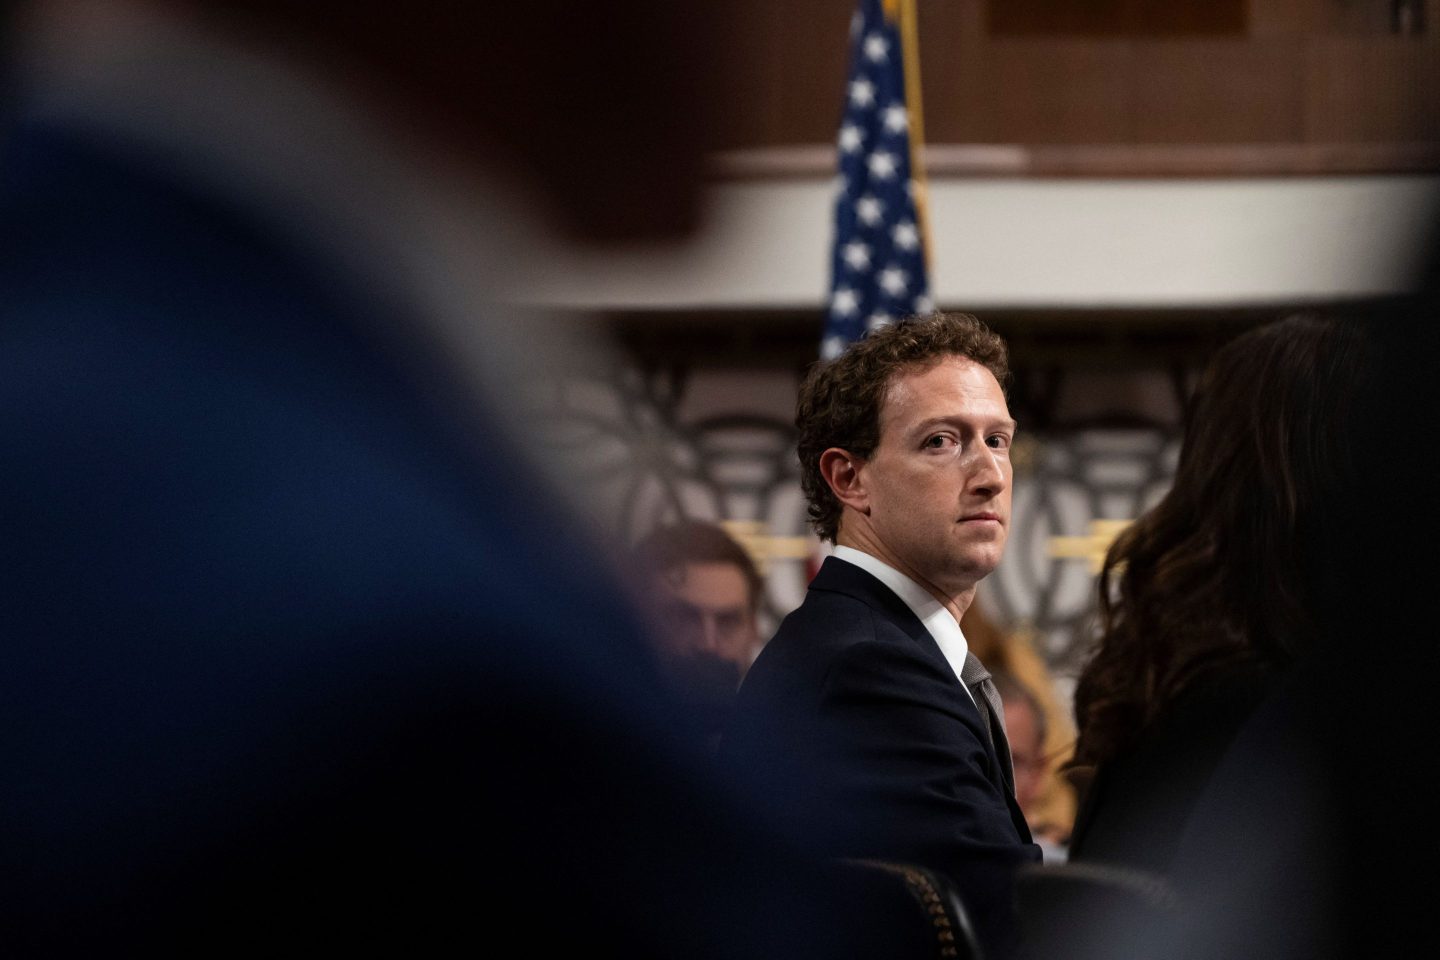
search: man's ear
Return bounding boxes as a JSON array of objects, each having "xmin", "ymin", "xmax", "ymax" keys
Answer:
[{"xmin": 819, "ymin": 448, "xmax": 869, "ymax": 515}]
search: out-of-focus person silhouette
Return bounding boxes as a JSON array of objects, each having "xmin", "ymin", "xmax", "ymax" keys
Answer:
[
  {"xmin": 1332, "ymin": 233, "xmax": 1440, "ymax": 960},
  {"xmin": 722, "ymin": 314, "xmax": 1041, "ymax": 959},
  {"xmin": 0, "ymin": 2, "xmax": 979, "ymax": 956},
  {"xmin": 633, "ymin": 521, "xmax": 763, "ymax": 744},
  {"xmin": 991, "ymin": 673, "xmax": 1067, "ymax": 863},
  {"xmin": 963, "ymin": 603, "xmax": 1077, "ymax": 849},
  {"xmin": 635, "ymin": 520, "xmax": 764, "ymax": 680},
  {"xmin": 1019, "ymin": 314, "xmax": 1424, "ymax": 960},
  {"xmin": 1067, "ymin": 317, "xmax": 1369, "ymax": 878}
]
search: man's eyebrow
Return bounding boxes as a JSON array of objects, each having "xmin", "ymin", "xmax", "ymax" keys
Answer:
[{"xmin": 911, "ymin": 416, "xmax": 1018, "ymax": 434}]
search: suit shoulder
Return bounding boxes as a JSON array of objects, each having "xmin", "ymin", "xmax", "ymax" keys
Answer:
[
  {"xmin": 773, "ymin": 584, "xmax": 925, "ymax": 649},
  {"xmin": 757, "ymin": 590, "xmax": 913, "ymax": 676}
]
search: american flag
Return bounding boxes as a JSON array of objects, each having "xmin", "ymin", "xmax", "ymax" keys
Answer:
[{"xmin": 822, "ymin": 0, "xmax": 933, "ymax": 360}]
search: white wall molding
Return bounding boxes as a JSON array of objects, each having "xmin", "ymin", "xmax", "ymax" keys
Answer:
[{"xmin": 511, "ymin": 175, "xmax": 1440, "ymax": 311}]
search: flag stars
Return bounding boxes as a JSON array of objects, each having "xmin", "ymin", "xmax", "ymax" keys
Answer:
[
  {"xmin": 892, "ymin": 221, "xmax": 920, "ymax": 251},
  {"xmin": 842, "ymin": 241, "xmax": 872, "ymax": 272},
  {"xmin": 867, "ymin": 151, "xmax": 898, "ymax": 180},
  {"xmin": 849, "ymin": 78, "xmax": 876, "ymax": 108},
  {"xmin": 855, "ymin": 195, "xmax": 884, "ymax": 226},
  {"xmin": 878, "ymin": 266, "xmax": 909, "ymax": 297},
  {"xmin": 827, "ymin": 19, "xmax": 932, "ymax": 357},
  {"xmin": 883, "ymin": 104, "xmax": 908, "ymax": 133}
]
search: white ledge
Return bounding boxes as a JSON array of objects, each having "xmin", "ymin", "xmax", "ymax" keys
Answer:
[{"xmin": 510, "ymin": 174, "xmax": 1440, "ymax": 310}]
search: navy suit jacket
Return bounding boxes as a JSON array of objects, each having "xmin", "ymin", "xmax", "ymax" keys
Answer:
[{"xmin": 722, "ymin": 558, "xmax": 1041, "ymax": 955}]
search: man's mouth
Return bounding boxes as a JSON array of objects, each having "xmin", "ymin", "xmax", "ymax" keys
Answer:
[{"xmin": 959, "ymin": 512, "xmax": 1001, "ymax": 523}]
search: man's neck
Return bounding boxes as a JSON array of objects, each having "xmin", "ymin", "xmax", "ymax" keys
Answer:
[{"xmin": 834, "ymin": 533, "xmax": 976, "ymax": 625}]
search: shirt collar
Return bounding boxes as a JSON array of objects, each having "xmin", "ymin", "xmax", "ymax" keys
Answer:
[{"xmin": 830, "ymin": 546, "xmax": 975, "ymax": 700}]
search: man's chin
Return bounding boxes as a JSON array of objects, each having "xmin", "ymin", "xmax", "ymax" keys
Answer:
[
  {"xmin": 945, "ymin": 548, "xmax": 1004, "ymax": 585},
  {"xmin": 951, "ymin": 529, "xmax": 1006, "ymax": 560}
]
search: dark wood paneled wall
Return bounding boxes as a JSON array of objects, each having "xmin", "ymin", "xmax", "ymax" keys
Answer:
[
  {"xmin": 720, "ymin": 0, "xmax": 1440, "ymax": 162},
  {"xmin": 989, "ymin": 0, "xmax": 1247, "ymax": 37}
]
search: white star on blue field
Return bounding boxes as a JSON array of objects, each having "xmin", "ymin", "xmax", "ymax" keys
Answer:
[{"xmin": 824, "ymin": 0, "xmax": 933, "ymax": 359}]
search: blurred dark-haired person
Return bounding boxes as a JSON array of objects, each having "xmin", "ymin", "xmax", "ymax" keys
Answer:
[
  {"xmin": 635, "ymin": 520, "xmax": 764, "ymax": 682},
  {"xmin": 634, "ymin": 521, "xmax": 763, "ymax": 742},
  {"xmin": 0, "ymin": 2, "xmax": 962, "ymax": 957},
  {"xmin": 1061, "ymin": 316, "xmax": 1375, "ymax": 959},
  {"xmin": 722, "ymin": 313, "xmax": 1041, "ymax": 957}
]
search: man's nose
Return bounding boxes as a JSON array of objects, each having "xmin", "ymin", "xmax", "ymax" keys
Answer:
[
  {"xmin": 965, "ymin": 444, "xmax": 1007, "ymax": 497},
  {"xmin": 697, "ymin": 616, "xmax": 722, "ymax": 653}
]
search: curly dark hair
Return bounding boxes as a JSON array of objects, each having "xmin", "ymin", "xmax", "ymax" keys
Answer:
[
  {"xmin": 796, "ymin": 314, "xmax": 1009, "ymax": 542},
  {"xmin": 1071, "ymin": 316, "xmax": 1371, "ymax": 770}
]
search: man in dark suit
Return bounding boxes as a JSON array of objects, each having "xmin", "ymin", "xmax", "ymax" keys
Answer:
[{"xmin": 722, "ymin": 314, "xmax": 1041, "ymax": 957}]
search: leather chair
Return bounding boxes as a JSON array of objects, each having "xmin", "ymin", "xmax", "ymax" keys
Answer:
[
  {"xmin": 1015, "ymin": 861, "xmax": 1176, "ymax": 960},
  {"xmin": 841, "ymin": 859, "xmax": 986, "ymax": 960}
]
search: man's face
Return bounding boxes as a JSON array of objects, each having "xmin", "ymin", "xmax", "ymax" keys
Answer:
[
  {"xmin": 854, "ymin": 356, "xmax": 1014, "ymax": 595},
  {"xmin": 653, "ymin": 562, "xmax": 759, "ymax": 677}
]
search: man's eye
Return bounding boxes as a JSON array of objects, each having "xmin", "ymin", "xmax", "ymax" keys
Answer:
[
  {"xmin": 986, "ymin": 434, "xmax": 1011, "ymax": 450},
  {"xmin": 716, "ymin": 612, "xmax": 744, "ymax": 634},
  {"xmin": 923, "ymin": 435, "xmax": 953, "ymax": 449},
  {"xmin": 661, "ymin": 602, "xmax": 702, "ymax": 628}
]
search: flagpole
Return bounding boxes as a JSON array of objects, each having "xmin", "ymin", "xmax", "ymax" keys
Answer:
[{"xmin": 892, "ymin": 0, "xmax": 933, "ymax": 277}]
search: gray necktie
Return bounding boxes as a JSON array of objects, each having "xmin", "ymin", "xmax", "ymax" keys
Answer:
[{"xmin": 960, "ymin": 652, "xmax": 1014, "ymax": 794}]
